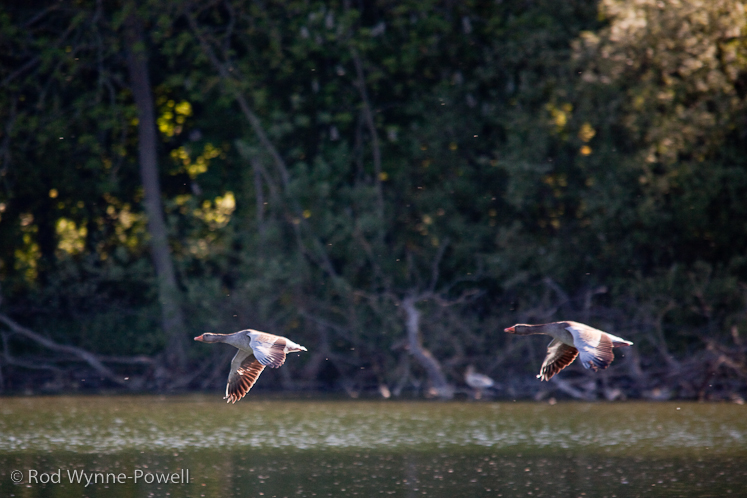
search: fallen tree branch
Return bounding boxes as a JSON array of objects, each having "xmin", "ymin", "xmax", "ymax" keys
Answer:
[
  {"xmin": 550, "ymin": 376, "xmax": 594, "ymax": 400},
  {"xmin": 2, "ymin": 333, "xmax": 64, "ymax": 373},
  {"xmin": 0, "ymin": 313, "xmax": 126, "ymax": 386},
  {"xmin": 97, "ymin": 354, "xmax": 154, "ymax": 365}
]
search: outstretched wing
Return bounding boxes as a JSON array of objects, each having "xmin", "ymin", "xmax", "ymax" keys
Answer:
[
  {"xmin": 566, "ymin": 324, "xmax": 614, "ymax": 371},
  {"xmin": 537, "ymin": 339, "xmax": 579, "ymax": 381},
  {"xmin": 249, "ymin": 332, "xmax": 290, "ymax": 368},
  {"xmin": 225, "ymin": 351, "xmax": 265, "ymax": 403}
]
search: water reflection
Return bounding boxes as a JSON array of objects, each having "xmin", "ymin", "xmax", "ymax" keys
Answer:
[{"xmin": 1, "ymin": 396, "xmax": 745, "ymax": 497}]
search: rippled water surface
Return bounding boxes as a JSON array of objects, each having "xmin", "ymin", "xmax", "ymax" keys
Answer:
[{"xmin": 1, "ymin": 396, "xmax": 746, "ymax": 497}]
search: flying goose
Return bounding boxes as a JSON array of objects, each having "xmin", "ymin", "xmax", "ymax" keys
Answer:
[
  {"xmin": 194, "ymin": 329, "xmax": 307, "ymax": 403},
  {"xmin": 504, "ymin": 321, "xmax": 633, "ymax": 381}
]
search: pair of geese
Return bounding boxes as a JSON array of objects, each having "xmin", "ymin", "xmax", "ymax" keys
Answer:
[{"xmin": 195, "ymin": 321, "xmax": 633, "ymax": 403}]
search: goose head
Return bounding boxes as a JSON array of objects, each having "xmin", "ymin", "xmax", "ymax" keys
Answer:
[
  {"xmin": 504, "ymin": 325, "xmax": 534, "ymax": 335},
  {"xmin": 194, "ymin": 333, "xmax": 224, "ymax": 343},
  {"xmin": 504, "ymin": 323, "xmax": 567, "ymax": 336}
]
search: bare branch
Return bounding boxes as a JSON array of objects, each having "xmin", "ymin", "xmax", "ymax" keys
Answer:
[
  {"xmin": 352, "ymin": 222, "xmax": 385, "ymax": 284},
  {"xmin": 252, "ymin": 158, "xmax": 266, "ymax": 238},
  {"xmin": 402, "ymin": 295, "xmax": 453, "ymax": 398},
  {"xmin": 428, "ymin": 238, "xmax": 450, "ymax": 293},
  {"xmin": 188, "ymin": 8, "xmax": 343, "ymax": 281},
  {"xmin": 550, "ymin": 377, "xmax": 595, "ymax": 400},
  {"xmin": 543, "ymin": 277, "xmax": 571, "ymax": 307},
  {"xmin": 2, "ymin": 333, "xmax": 64, "ymax": 373},
  {"xmin": 2, "ymin": 14, "xmax": 78, "ymax": 88},
  {"xmin": 298, "ymin": 309, "xmax": 367, "ymax": 348},
  {"xmin": 96, "ymin": 355, "xmax": 154, "ymax": 365},
  {"xmin": 22, "ymin": 3, "xmax": 61, "ymax": 28},
  {"xmin": 432, "ymin": 288, "xmax": 483, "ymax": 307},
  {"xmin": 350, "ymin": 48, "xmax": 385, "ymax": 219},
  {"xmin": 221, "ymin": 0, "xmax": 237, "ymax": 56},
  {"xmin": 0, "ymin": 313, "xmax": 125, "ymax": 385},
  {"xmin": 0, "ymin": 96, "xmax": 17, "ymax": 180},
  {"xmin": 186, "ymin": 11, "xmax": 291, "ymax": 189}
]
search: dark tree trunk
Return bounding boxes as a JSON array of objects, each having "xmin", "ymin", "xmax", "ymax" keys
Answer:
[{"xmin": 124, "ymin": 11, "xmax": 187, "ymax": 373}]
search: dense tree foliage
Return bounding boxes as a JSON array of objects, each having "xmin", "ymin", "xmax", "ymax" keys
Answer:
[{"xmin": 0, "ymin": 0, "xmax": 746, "ymax": 400}]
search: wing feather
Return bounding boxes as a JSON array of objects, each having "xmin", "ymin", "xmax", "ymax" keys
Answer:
[
  {"xmin": 250, "ymin": 333, "xmax": 289, "ymax": 368},
  {"xmin": 537, "ymin": 339, "xmax": 579, "ymax": 381},
  {"xmin": 225, "ymin": 351, "xmax": 265, "ymax": 403},
  {"xmin": 566, "ymin": 325, "xmax": 615, "ymax": 371}
]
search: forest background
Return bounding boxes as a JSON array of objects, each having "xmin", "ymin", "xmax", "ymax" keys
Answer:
[{"xmin": 1, "ymin": 0, "xmax": 746, "ymax": 401}]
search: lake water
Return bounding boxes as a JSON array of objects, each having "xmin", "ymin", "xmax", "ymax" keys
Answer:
[{"xmin": 1, "ymin": 395, "xmax": 745, "ymax": 497}]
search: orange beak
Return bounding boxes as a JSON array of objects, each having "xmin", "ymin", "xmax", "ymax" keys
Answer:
[
  {"xmin": 194, "ymin": 335, "xmax": 204, "ymax": 341},
  {"xmin": 503, "ymin": 326, "xmax": 516, "ymax": 333}
]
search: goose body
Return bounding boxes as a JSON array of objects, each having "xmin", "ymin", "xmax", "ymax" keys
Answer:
[
  {"xmin": 465, "ymin": 365, "xmax": 495, "ymax": 390},
  {"xmin": 194, "ymin": 329, "xmax": 307, "ymax": 403},
  {"xmin": 465, "ymin": 365, "xmax": 495, "ymax": 399},
  {"xmin": 504, "ymin": 321, "xmax": 632, "ymax": 381}
]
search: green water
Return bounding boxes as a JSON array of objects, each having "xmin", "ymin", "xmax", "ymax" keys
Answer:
[{"xmin": 1, "ymin": 396, "xmax": 745, "ymax": 497}]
